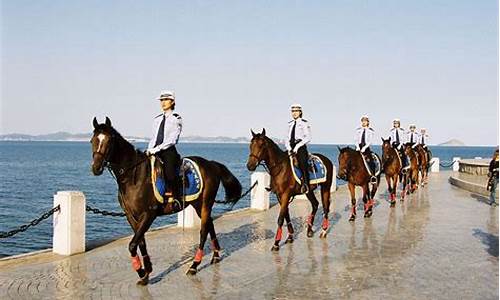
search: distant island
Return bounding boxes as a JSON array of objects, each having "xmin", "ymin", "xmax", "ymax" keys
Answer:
[
  {"xmin": 438, "ymin": 139, "xmax": 465, "ymax": 146},
  {"xmin": 0, "ymin": 132, "xmax": 251, "ymax": 144}
]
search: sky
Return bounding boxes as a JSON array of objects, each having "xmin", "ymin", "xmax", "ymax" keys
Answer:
[{"xmin": 1, "ymin": 0, "xmax": 498, "ymax": 145}]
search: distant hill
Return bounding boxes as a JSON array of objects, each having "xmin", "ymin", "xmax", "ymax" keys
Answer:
[
  {"xmin": 0, "ymin": 132, "xmax": 250, "ymax": 143},
  {"xmin": 438, "ymin": 139, "xmax": 465, "ymax": 146}
]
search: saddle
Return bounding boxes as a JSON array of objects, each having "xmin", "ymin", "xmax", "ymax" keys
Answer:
[
  {"xmin": 290, "ymin": 154, "xmax": 327, "ymax": 185},
  {"xmin": 150, "ymin": 156, "xmax": 203, "ymax": 203}
]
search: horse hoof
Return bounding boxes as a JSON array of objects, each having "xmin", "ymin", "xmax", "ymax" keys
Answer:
[
  {"xmin": 136, "ymin": 273, "xmax": 150, "ymax": 285},
  {"xmin": 307, "ymin": 229, "xmax": 314, "ymax": 238},
  {"xmin": 285, "ymin": 236, "xmax": 294, "ymax": 244},
  {"xmin": 210, "ymin": 256, "xmax": 222, "ymax": 264},
  {"xmin": 271, "ymin": 245, "xmax": 280, "ymax": 251},
  {"xmin": 186, "ymin": 268, "xmax": 198, "ymax": 275},
  {"xmin": 390, "ymin": 202, "xmax": 396, "ymax": 207},
  {"xmin": 319, "ymin": 230, "xmax": 328, "ymax": 238},
  {"xmin": 349, "ymin": 215, "xmax": 356, "ymax": 222}
]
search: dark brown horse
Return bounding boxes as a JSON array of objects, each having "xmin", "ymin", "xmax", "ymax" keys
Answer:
[
  {"xmin": 402, "ymin": 143, "xmax": 419, "ymax": 197},
  {"xmin": 246, "ymin": 129, "xmax": 334, "ymax": 251},
  {"xmin": 337, "ymin": 147, "xmax": 381, "ymax": 221},
  {"xmin": 381, "ymin": 138, "xmax": 402, "ymax": 206},
  {"xmin": 90, "ymin": 117, "xmax": 242, "ymax": 284},
  {"xmin": 415, "ymin": 144, "xmax": 430, "ymax": 186}
]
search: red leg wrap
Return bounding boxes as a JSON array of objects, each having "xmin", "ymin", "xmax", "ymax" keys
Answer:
[
  {"xmin": 321, "ymin": 218, "xmax": 329, "ymax": 230},
  {"xmin": 275, "ymin": 227, "xmax": 283, "ymax": 241},
  {"xmin": 131, "ymin": 255, "xmax": 142, "ymax": 271},
  {"xmin": 194, "ymin": 249, "xmax": 204, "ymax": 263},
  {"xmin": 307, "ymin": 214, "xmax": 314, "ymax": 227}
]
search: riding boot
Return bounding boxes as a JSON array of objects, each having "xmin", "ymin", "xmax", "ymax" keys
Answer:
[{"xmin": 300, "ymin": 176, "xmax": 309, "ymax": 194}]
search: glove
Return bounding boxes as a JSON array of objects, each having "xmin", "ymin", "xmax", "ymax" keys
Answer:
[
  {"xmin": 361, "ymin": 146, "xmax": 367, "ymax": 153},
  {"xmin": 293, "ymin": 146, "xmax": 300, "ymax": 154},
  {"xmin": 288, "ymin": 150, "xmax": 295, "ymax": 156},
  {"xmin": 356, "ymin": 146, "xmax": 360, "ymax": 151},
  {"xmin": 146, "ymin": 149, "xmax": 155, "ymax": 156}
]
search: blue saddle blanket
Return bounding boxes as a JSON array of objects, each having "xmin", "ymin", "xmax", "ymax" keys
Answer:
[
  {"xmin": 151, "ymin": 157, "xmax": 203, "ymax": 203},
  {"xmin": 291, "ymin": 154, "xmax": 327, "ymax": 184}
]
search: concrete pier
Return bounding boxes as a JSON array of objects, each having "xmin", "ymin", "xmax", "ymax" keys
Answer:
[{"xmin": 0, "ymin": 172, "xmax": 497, "ymax": 299}]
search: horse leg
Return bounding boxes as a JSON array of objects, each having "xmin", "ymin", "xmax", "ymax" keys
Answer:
[
  {"xmin": 272, "ymin": 195, "xmax": 290, "ymax": 251},
  {"xmin": 187, "ymin": 202, "xmax": 212, "ymax": 275},
  {"xmin": 305, "ymin": 190, "xmax": 319, "ymax": 238},
  {"xmin": 363, "ymin": 183, "xmax": 373, "ymax": 218},
  {"xmin": 137, "ymin": 237, "xmax": 152, "ymax": 285},
  {"xmin": 128, "ymin": 213, "xmax": 155, "ymax": 285},
  {"xmin": 207, "ymin": 217, "xmax": 222, "ymax": 264},
  {"xmin": 392, "ymin": 174, "xmax": 398, "ymax": 205},
  {"xmin": 318, "ymin": 183, "xmax": 331, "ymax": 238},
  {"xmin": 385, "ymin": 175, "xmax": 394, "ymax": 207},
  {"xmin": 284, "ymin": 211, "xmax": 294, "ymax": 244},
  {"xmin": 348, "ymin": 182, "xmax": 357, "ymax": 222}
]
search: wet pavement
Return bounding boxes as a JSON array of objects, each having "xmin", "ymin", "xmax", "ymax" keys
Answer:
[{"xmin": 0, "ymin": 171, "xmax": 498, "ymax": 299}]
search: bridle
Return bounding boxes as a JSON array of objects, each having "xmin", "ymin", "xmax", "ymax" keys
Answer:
[
  {"xmin": 248, "ymin": 138, "xmax": 288, "ymax": 177},
  {"xmin": 92, "ymin": 132, "xmax": 148, "ymax": 177}
]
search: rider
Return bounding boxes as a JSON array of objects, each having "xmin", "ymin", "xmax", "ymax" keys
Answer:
[
  {"xmin": 146, "ymin": 90, "xmax": 183, "ymax": 204},
  {"xmin": 355, "ymin": 115, "xmax": 376, "ymax": 180},
  {"xmin": 407, "ymin": 124, "xmax": 418, "ymax": 148},
  {"xmin": 389, "ymin": 118, "xmax": 407, "ymax": 167},
  {"xmin": 417, "ymin": 127, "xmax": 431, "ymax": 163},
  {"xmin": 286, "ymin": 103, "xmax": 311, "ymax": 194}
]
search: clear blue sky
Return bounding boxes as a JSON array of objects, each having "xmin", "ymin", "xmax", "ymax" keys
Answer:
[{"xmin": 1, "ymin": 0, "xmax": 498, "ymax": 145}]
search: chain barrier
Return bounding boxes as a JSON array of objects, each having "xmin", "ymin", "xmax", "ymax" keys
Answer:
[{"xmin": 0, "ymin": 205, "xmax": 60, "ymax": 238}]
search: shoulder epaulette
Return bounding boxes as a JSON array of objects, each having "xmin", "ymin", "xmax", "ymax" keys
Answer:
[
  {"xmin": 173, "ymin": 113, "xmax": 182, "ymax": 119},
  {"xmin": 369, "ymin": 128, "xmax": 375, "ymax": 131},
  {"xmin": 288, "ymin": 120, "xmax": 294, "ymax": 123},
  {"xmin": 356, "ymin": 127, "xmax": 362, "ymax": 130},
  {"xmin": 302, "ymin": 119, "xmax": 308, "ymax": 122},
  {"xmin": 155, "ymin": 113, "xmax": 163, "ymax": 118}
]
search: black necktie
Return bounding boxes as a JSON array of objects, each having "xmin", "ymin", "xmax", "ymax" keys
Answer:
[
  {"xmin": 361, "ymin": 129, "xmax": 366, "ymax": 145},
  {"xmin": 410, "ymin": 133, "xmax": 414, "ymax": 143},
  {"xmin": 422, "ymin": 136, "xmax": 425, "ymax": 144},
  {"xmin": 154, "ymin": 115, "xmax": 165, "ymax": 147},
  {"xmin": 395, "ymin": 129, "xmax": 400, "ymax": 144},
  {"xmin": 290, "ymin": 121, "xmax": 296, "ymax": 146}
]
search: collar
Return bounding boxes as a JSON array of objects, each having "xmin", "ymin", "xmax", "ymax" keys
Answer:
[{"xmin": 162, "ymin": 110, "xmax": 173, "ymax": 118}]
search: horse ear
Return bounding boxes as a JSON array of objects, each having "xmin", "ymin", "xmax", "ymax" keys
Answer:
[
  {"xmin": 93, "ymin": 117, "xmax": 98, "ymax": 129},
  {"xmin": 388, "ymin": 137, "xmax": 391, "ymax": 142},
  {"xmin": 337, "ymin": 146, "xmax": 342, "ymax": 152},
  {"xmin": 251, "ymin": 129, "xmax": 256, "ymax": 137},
  {"xmin": 105, "ymin": 117, "xmax": 112, "ymax": 127},
  {"xmin": 262, "ymin": 128, "xmax": 266, "ymax": 136}
]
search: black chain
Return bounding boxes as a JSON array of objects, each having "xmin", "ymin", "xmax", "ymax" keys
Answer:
[
  {"xmin": 86, "ymin": 205, "xmax": 126, "ymax": 217},
  {"xmin": 0, "ymin": 205, "xmax": 60, "ymax": 239},
  {"xmin": 440, "ymin": 159, "xmax": 459, "ymax": 168}
]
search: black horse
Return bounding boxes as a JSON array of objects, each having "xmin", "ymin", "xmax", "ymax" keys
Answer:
[{"xmin": 90, "ymin": 117, "xmax": 242, "ymax": 284}]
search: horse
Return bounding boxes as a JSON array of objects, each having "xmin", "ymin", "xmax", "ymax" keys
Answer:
[
  {"xmin": 402, "ymin": 143, "xmax": 419, "ymax": 197},
  {"xmin": 90, "ymin": 117, "xmax": 243, "ymax": 284},
  {"xmin": 415, "ymin": 144, "xmax": 430, "ymax": 186},
  {"xmin": 337, "ymin": 146, "xmax": 381, "ymax": 221},
  {"xmin": 246, "ymin": 129, "xmax": 334, "ymax": 251},
  {"xmin": 381, "ymin": 138, "xmax": 402, "ymax": 206}
]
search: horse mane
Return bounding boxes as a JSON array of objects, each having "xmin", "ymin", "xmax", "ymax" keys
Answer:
[{"xmin": 262, "ymin": 135, "xmax": 286, "ymax": 155}]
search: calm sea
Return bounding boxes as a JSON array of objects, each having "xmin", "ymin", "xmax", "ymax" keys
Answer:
[{"xmin": 0, "ymin": 141, "xmax": 495, "ymax": 257}]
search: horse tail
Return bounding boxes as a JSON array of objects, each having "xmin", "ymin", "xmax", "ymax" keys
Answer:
[{"xmin": 211, "ymin": 161, "xmax": 243, "ymax": 205}]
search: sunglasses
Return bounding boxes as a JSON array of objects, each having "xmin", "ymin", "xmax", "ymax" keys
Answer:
[{"xmin": 291, "ymin": 110, "xmax": 301, "ymax": 112}]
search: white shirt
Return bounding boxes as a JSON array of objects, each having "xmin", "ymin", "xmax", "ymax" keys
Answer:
[
  {"xmin": 389, "ymin": 127, "xmax": 405, "ymax": 145},
  {"xmin": 407, "ymin": 130, "xmax": 418, "ymax": 145},
  {"xmin": 147, "ymin": 110, "xmax": 182, "ymax": 154},
  {"xmin": 417, "ymin": 133, "xmax": 429, "ymax": 146},
  {"xmin": 285, "ymin": 118, "xmax": 311, "ymax": 152},
  {"xmin": 355, "ymin": 126, "xmax": 374, "ymax": 152}
]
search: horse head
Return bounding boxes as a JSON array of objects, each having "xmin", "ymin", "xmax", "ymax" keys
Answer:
[
  {"xmin": 247, "ymin": 128, "xmax": 268, "ymax": 171},
  {"xmin": 337, "ymin": 146, "xmax": 351, "ymax": 180},
  {"xmin": 91, "ymin": 116, "xmax": 115, "ymax": 175}
]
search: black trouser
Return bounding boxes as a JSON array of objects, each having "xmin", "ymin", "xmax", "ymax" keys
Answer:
[
  {"xmin": 360, "ymin": 145, "xmax": 376, "ymax": 175},
  {"xmin": 393, "ymin": 142, "xmax": 407, "ymax": 167},
  {"xmin": 295, "ymin": 145, "xmax": 310, "ymax": 185},
  {"xmin": 156, "ymin": 146, "xmax": 181, "ymax": 196}
]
